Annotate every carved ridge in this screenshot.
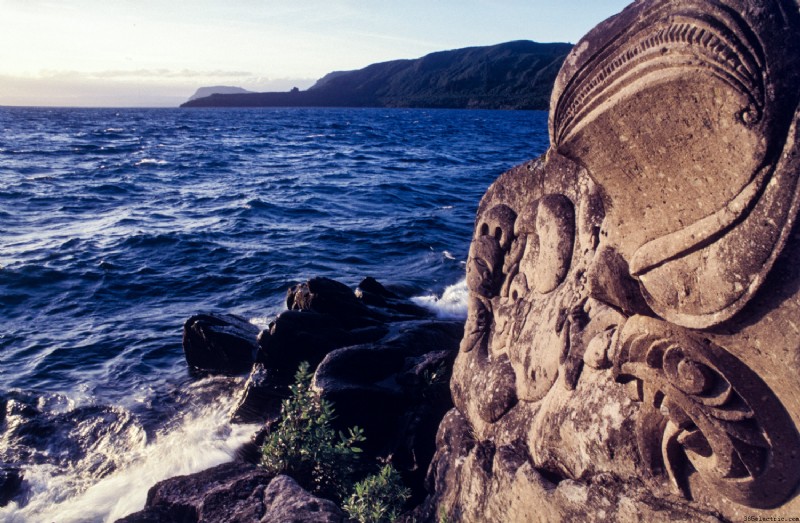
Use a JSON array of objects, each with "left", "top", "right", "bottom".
[{"left": 553, "top": 2, "right": 765, "bottom": 146}]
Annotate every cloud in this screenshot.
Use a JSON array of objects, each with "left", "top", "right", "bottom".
[
  {"left": 25, "top": 69, "right": 256, "bottom": 82},
  {"left": 0, "top": 71, "right": 316, "bottom": 107},
  {"left": 86, "top": 69, "right": 256, "bottom": 80}
]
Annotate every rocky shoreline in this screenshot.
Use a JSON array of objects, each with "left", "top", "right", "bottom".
[{"left": 119, "top": 276, "right": 463, "bottom": 522}]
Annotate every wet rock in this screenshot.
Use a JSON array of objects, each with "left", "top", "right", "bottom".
[
  {"left": 229, "top": 364, "right": 287, "bottom": 424},
  {"left": 257, "top": 310, "right": 388, "bottom": 373},
  {"left": 313, "top": 320, "right": 463, "bottom": 500},
  {"left": 117, "top": 461, "right": 272, "bottom": 523},
  {"left": 164, "top": 277, "right": 462, "bottom": 518},
  {"left": 182, "top": 313, "right": 259, "bottom": 373},
  {"left": 0, "top": 392, "right": 145, "bottom": 479},
  {"left": 356, "top": 277, "right": 431, "bottom": 317},
  {"left": 286, "top": 277, "right": 386, "bottom": 329},
  {"left": 234, "top": 424, "right": 271, "bottom": 465}
]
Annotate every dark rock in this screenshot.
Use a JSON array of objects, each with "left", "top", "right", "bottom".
[
  {"left": 0, "top": 465, "right": 22, "bottom": 507},
  {"left": 116, "top": 463, "right": 344, "bottom": 523},
  {"left": 182, "top": 313, "right": 259, "bottom": 373},
  {"left": 118, "top": 461, "right": 272, "bottom": 523},
  {"left": 0, "top": 393, "right": 143, "bottom": 477},
  {"left": 357, "top": 276, "right": 400, "bottom": 299},
  {"left": 286, "top": 277, "right": 386, "bottom": 329},
  {"left": 163, "top": 277, "right": 462, "bottom": 519},
  {"left": 115, "top": 506, "right": 187, "bottom": 523},
  {"left": 356, "top": 277, "right": 432, "bottom": 318},
  {"left": 229, "top": 364, "right": 287, "bottom": 424},
  {"left": 198, "top": 471, "right": 272, "bottom": 523},
  {"left": 234, "top": 425, "right": 270, "bottom": 465},
  {"left": 260, "top": 475, "right": 345, "bottom": 523},
  {"left": 313, "top": 320, "right": 463, "bottom": 501},
  {"left": 257, "top": 310, "right": 389, "bottom": 372}
]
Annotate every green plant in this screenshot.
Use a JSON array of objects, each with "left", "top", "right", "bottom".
[
  {"left": 261, "top": 361, "right": 365, "bottom": 501},
  {"left": 343, "top": 464, "right": 411, "bottom": 523}
]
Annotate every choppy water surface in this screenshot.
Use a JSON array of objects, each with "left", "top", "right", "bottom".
[{"left": 0, "top": 106, "right": 549, "bottom": 521}]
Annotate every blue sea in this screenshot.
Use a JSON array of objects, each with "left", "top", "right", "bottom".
[{"left": 0, "top": 106, "right": 549, "bottom": 521}]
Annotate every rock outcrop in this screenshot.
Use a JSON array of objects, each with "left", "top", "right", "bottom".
[
  {"left": 425, "top": 0, "right": 800, "bottom": 521},
  {"left": 183, "top": 313, "right": 260, "bottom": 373},
  {"left": 125, "top": 277, "right": 462, "bottom": 521},
  {"left": 116, "top": 462, "right": 345, "bottom": 523},
  {"left": 313, "top": 320, "right": 461, "bottom": 500}
]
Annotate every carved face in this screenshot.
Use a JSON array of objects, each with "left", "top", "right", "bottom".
[{"left": 459, "top": 153, "right": 617, "bottom": 405}]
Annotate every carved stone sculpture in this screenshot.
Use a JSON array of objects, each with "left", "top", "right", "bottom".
[{"left": 428, "top": 1, "right": 800, "bottom": 520}]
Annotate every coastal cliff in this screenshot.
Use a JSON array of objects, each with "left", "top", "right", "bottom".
[{"left": 181, "top": 40, "right": 571, "bottom": 110}]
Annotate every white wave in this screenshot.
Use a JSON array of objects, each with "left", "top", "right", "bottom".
[
  {"left": 249, "top": 316, "right": 272, "bottom": 329},
  {"left": 134, "top": 158, "right": 168, "bottom": 166},
  {"left": 0, "top": 388, "right": 258, "bottom": 523},
  {"left": 412, "top": 278, "right": 468, "bottom": 320}
]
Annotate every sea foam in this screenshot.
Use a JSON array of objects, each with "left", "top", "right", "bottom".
[
  {"left": 412, "top": 278, "right": 468, "bottom": 320},
  {"left": 0, "top": 381, "right": 258, "bottom": 523}
]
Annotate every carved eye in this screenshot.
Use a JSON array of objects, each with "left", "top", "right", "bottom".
[{"left": 478, "top": 204, "right": 517, "bottom": 251}]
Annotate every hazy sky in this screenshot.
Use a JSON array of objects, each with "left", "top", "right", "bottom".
[{"left": 0, "top": 0, "right": 632, "bottom": 107}]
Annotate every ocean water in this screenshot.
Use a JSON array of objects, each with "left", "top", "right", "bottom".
[{"left": 0, "top": 106, "right": 549, "bottom": 521}]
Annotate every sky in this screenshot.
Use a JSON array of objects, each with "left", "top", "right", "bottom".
[{"left": 0, "top": 0, "right": 632, "bottom": 107}]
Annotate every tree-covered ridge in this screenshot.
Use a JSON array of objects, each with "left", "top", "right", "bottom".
[{"left": 181, "top": 40, "right": 572, "bottom": 110}]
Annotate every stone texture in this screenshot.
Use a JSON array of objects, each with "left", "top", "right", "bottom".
[
  {"left": 286, "top": 276, "right": 388, "bottom": 329},
  {"left": 229, "top": 363, "right": 287, "bottom": 424},
  {"left": 116, "top": 463, "right": 344, "bottom": 523},
  {"left": 260, "top": 475, "right": 345, "bottom": 523},
  {"left": 256, "top": 309, "right": 387, "bottom": 373},
  {"left": 117, "top": 461, "right": 270, "bottom": 522},
  {"left": 427, "top": 0, "right": 800, "bottom": 521},
  {"left": 313, "top": 320, "right": 462, "bottom": 500},
  {"left": 182, "top": 313, "right": 260, "bottom": 373}
]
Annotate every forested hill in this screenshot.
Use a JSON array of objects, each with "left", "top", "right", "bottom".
[{"left": 181, "top": 40, "right": 573, "bottom": 110}]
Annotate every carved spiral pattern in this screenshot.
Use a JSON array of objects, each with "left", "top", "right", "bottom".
[{"left": 615, "top": 316, "right": 800, "bottom": 509}]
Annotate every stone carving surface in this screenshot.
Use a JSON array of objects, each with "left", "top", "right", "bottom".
[
  {"left": 615, "top": 315, "right": 800, "bottom": 509},
  {"left": 429, "top": 1, "right": 800, "bottom": 521},
  {"left": 552, "top": 0, "right": 800, "bottom": 329}
]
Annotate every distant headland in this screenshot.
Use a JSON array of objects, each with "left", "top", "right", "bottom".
[
  {"left": 180, "top": 40, "right": 572, "bottom": 110},
  {"left": 188, "top": 86, "right": 253, "bottom": 101}
]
